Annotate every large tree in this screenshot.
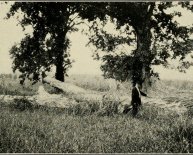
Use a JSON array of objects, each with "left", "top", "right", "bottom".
[
  {"left": 82, "top": 2, "right": 193, "bottom": 85},
  {"left": 7, "top": 2, "right": 86, "bottom": 83},
  {"left": 7, "top": 2, "right": 193, "bottom": 85}
]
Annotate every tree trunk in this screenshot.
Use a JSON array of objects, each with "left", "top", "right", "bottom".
[
  {"left": 55, "top": 55, "right": 65, "bottom": 82},
  {"left": 54, "top": 27, "right": 68, "bottom": 82},
  {"left": 131, "top": 3, "right": 155, "bottom": 87},
  {"left": 133, "top": 24, "right": 152, "bottom": 87}
]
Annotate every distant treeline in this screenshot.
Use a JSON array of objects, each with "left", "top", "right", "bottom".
[{"left": 0, "top": 73, "right": 18, "bottom": 79}]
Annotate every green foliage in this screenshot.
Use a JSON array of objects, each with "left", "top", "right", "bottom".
[{"left": 100, "top": 54, "right": 159, "bottom": 84}]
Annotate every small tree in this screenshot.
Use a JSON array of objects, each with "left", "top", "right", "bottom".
[{"left": 7, "top": 2, "right": 84, "bottom": 84}]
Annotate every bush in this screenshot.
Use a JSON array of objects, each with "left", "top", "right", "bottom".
[{"left": 10, "top": 98, "right": 36, "bottom": 111}]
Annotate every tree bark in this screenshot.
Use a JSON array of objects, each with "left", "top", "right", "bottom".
[
  {"left": 54, "top": 26, "right": 68, "bottom": 82},
  {"left": 132, "top": 16, "right": 153, "bottom": 86},
  {"left": 130, "top": 3, "right": 155, "bottom": 87},
  {"left": 137, "top": 27, "right": 152, "bottom": 80},
  {"left": 55, "top": 55, "right": 65, "bottom": 82},
  {"left": 131, "top": 27, "right": 152, "bottom": 86}
]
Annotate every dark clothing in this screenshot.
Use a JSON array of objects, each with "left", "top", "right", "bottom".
[
  {"left": 131, "top": 87, "right": 147, "bottom": 116},
  {"left": 131, "top": 87, "right": 147, "bottom": 106},
  {"left": 123, "top": 104, "right": 132, "bottom": 114}
]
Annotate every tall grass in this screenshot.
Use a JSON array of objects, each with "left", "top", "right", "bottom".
[
  {"left": 66, "top": 74, "right": 193, "bottom": 98},
  {"left": 66, "top": 74, "right": 128, "bottom": 92},
  {"left": 1, "top": 74, "right": 193, "bottom": 153},
  {"left": 0, "top": 76, "right": 56, "bottom": 96},
  {"left": 66, "top": 74, "right": 134, "bottom": 99},
  {"left": 0, "top": 99, "right": 193, "bottom": 153},
  {"left": 163, "top": 79, "right": 193, "bottom": 91}
]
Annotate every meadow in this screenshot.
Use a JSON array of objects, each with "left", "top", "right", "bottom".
[{"left": 0, "top": 74, "right": 193, "bottom": 153}]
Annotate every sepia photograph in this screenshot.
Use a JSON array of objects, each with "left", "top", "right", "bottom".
[{"left": 0, "top": 1, "right": 193, "bottom": 153}]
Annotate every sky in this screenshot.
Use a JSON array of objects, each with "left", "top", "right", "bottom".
[{"left": 0, "top": 2, "right": 193, "bottom": 81}]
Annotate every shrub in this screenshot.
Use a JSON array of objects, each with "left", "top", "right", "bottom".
[{"left": 10, "top": 98, "right": 36, "bottom": 111}]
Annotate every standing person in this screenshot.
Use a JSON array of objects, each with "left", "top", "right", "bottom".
[{"left": 131, "top": 81, "right": 147, "bottom": 117}]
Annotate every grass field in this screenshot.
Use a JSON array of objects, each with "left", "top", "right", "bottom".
[{"left": 0, "top": 74, "right": 193, "bottom": 153}]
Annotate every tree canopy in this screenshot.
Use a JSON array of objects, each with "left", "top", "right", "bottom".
[
  {"left": 83, "top": 2, "right": 193, "bottom": 85},
  {"left": 7, "top": 2, "right": 85, "bottom": 83},
  {"left": 7, "top": 2, "right": 193, "bottom": 86}
]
